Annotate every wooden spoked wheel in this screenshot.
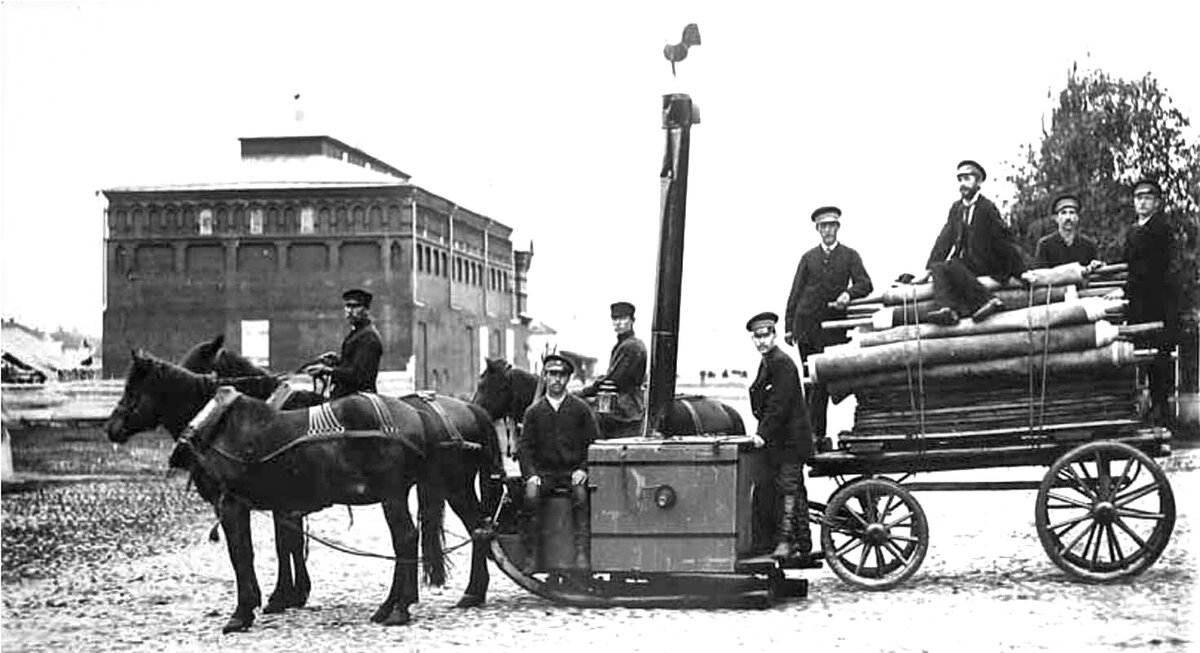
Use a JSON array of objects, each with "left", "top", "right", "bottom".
[
  {"left": 1035, "top": 441, "right": 1176, "bottom": 582},
  {"left": 820, "top": 478, "right": 929, "bottom": 590}
]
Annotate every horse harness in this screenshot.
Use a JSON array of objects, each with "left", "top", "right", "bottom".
[{"left": 174, "top": 388, "right": 478, "bottom": 468}]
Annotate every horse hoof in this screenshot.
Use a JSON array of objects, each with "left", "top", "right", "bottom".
[
  {"left": 369, "top": 604, "right": 392, "bottom": 623},
  {"left": 454, "top": 594, "right": 485, "bottom": 609},
  {"left": 263, "top": 596, "right": 288, "bottom": 614},
  {"left": 221, "top": 614, "right": 254, "bottom": 633},
  {"left": 381, "top": 607, "right": 411, "bottom": 626}
]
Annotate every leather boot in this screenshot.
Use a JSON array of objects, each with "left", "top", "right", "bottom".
[
  {"left": 926, "top": 307, "right": 959, "bottom": 326},
  {"left": 771, "top": 495, "right": 797, "bottom": 559},
  {"left": 792, "top": 487, "right": 813, "bottom": 562},
  {"left": 971, "top": 297, "right": 1005, "bottom": 322},
  {"left": 572, "top": 489, "right": 590, "bottom": 569},
  {"left": 522, "top": 509, "right": 540, "bottom": 574}
]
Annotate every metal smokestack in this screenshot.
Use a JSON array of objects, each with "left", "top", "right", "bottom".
[{"left": 645, "top": 93, "right": 698, "bottom": 436}]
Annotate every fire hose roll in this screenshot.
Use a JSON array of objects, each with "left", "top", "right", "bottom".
[
  {"left": 857, "top": 297, "right": 1117, "bottom": 348},
  {"left": 809, "top": 321, "right": 1120, "bottom": 384},
  {"left": 825, "top": 341, "right": 1137, "bottom": 398}
]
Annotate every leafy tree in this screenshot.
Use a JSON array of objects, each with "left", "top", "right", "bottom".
[{"left": 1005, "top": 63, "right": 1200, "bottom": 431}]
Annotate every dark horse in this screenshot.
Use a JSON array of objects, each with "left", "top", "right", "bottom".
[
  {"left": 472, "top": 357, "right": 746, "bottom": 438},
  {"left": 106, "top": 350, "right": 502, "bottom": 633},
  {"left": 178, "top": 336, "right": 324, "bottom": 614},
  {"left": 178, "top": 335, "right": 491, "bottom": 615}
]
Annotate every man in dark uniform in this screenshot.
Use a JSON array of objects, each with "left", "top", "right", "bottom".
[
  {"left": 748, "top": 311, "right": 813, "bottom": 561},
  {"left": 519, "top": 354, "right": 602, "bottom": 569},
  {"left": 1117, "top": 179, "right": 1180, "bottom": 423},
  {"left": 1034, "top": 194, "right": 1101, "bottom": 268},
  {"left": 578, "top": 301, "right": 647, "bottom": 438},
  {"left": 304, "top": 288, "right": 383, "bottom": 399},
  {"left": 924, "top": 160, "right": 1028, "bottom": 324},
  {"left": 784, "top": 206, "right": 873, "bottom": 446}
]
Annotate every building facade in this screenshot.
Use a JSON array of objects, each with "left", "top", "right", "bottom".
[{"left": 102, "top": 135, "right": 533, "bottom": 396}]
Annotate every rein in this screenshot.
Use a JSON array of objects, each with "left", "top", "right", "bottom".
[
  {"left": 197, "top": 483, "right": 478, "bottom": 564},
  {"left": 212, "top": 372, "right": 290, "bottom": 385}
]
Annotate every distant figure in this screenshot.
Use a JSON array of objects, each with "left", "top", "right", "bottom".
[
  {"left": 784, "top": 205, "right": 873, "bottom": 443},
  {"left": 304, "top": 288, "right": 382, "bottom": 399},
  {"left": 747, "top": 311, "right": 813, "bottom": 562},
  {"left": 1034, "top": 194, "right": 1101, "bottom": 268},
  {"left": 577, "top": 301, "right": 647, "bottom": 438},
  {"left": 518, "top": 354, "right": 602, "bottom": 570},
  {"left": 923, "top": 160, "right": 1030, "bottom": 325}
]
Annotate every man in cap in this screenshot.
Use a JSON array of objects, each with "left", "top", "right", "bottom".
[
  {"left": 303, "top": 288, "right": 383, "bottom": 399},
  {"left": 747, "top": 311, "right": 814, "bottom": 561},
  {"left": 1116, "top": 179, "right": 1180, "bottom": 423},
  {"left": 518, "top": 354, "right": 602, "bottom": 570},
  {"left": 1034, "top": 194, "right": 1101, "bottom": 268},
  {"left": 784, "top": 206, "right": 873, "bottom": 446},
  {"left": 923, "top": 160, "right": 1029, "bottom": 324},
  {"left": 578, "top": 301, "right": 648, "bottom": 438}
]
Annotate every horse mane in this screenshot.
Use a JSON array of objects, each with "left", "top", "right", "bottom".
[
  {"left": 179, "top": 335, "right": 225, "bottom": 373},
  {"left": 131, "top": 351, "right": 217, "bottom": 390},
  {"left": 180, "top": 336, "right": 281, "bottom": 401},
  {"left": 214, "top": 348, "right": 271, "bottom": 378}
]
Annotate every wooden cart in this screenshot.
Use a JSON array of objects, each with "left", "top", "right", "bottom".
[{"left": 806, "top": 398, "right": 1176, "bottom": 590}]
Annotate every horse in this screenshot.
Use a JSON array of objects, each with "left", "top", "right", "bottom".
[
  {"left": 178, "top": 335, "right": 490, "bottom": 613},
  {"left": 178, "top": 336, "right": 323, "bottom": 614},
  {"left": 105, "top": 350, "right": 502, "bottom": 633},
  {"left": 472, "top": 357, "right": 747, "bottom": 438}
]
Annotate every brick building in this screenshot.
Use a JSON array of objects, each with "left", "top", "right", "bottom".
[{"left": 102, "top": 135, "right": 533, "bottom": 396}]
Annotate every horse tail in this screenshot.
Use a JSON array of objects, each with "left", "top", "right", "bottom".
[
  {"left": 467, "top": 403, "right": 506, "bottom": 520},
  {"left": 417, "top": 481, "right": 447, "bottom": 587}
]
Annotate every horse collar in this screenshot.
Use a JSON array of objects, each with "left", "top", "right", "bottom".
[{"left": 184, "top": 386, "right": 242, "bottom": 441}]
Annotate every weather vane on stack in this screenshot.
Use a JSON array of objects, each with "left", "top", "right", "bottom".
[{"left": 663, "top": 23, "right": 701, "bottom": 77}]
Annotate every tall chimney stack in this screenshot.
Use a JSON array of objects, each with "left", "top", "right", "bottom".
[{"left": 645, "top": 93, "right": 698, "bottom": 436}]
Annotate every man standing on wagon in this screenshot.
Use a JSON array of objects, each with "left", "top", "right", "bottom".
[
  {"left": 1115, "top": 179, "right": 1181, "bottom": 424},
  {"left": 519, "top": 354, "right": 603, "bottom": 570},
  {"left": 577, "top": 301, "right": 648, "bottom": 438},
  {"left": 784, "top": 206, "right": 873, "bottom": 448},
  {"left": 303, "top": 288, "right": 383, "bottom": 399},
  {"left": 922, "top": 159, "right": 1028, "bottom": 325},
  {"left": 748, "top": 311, "right": 814, "bottom": 562}
]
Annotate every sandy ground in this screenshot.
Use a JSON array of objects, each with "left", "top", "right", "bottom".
[{"left": 2, "top": 420, "right": 1195, "bottom": 653}]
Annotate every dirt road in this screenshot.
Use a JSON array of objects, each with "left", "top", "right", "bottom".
[{"left": 2, "top": 429, "right": 1196, "bottom": 653}]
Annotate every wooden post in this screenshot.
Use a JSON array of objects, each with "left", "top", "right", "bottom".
[{"left": 1, "top": 423, "right": 15, "bottom": 483}]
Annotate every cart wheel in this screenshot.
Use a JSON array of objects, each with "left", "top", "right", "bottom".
[
  {"left": 1035, "top": 441, "right": 1175, "bottom": 582},
  {"left": 820, "top": 478, "right": 929, "bottom": 590}
]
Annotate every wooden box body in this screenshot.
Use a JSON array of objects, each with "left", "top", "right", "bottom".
[{"left": 587, "top": 436, "right": 768, "bottom": 573}]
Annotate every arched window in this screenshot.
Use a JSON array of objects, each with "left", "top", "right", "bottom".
[{"left": 198, "top": 209, "right": 213, "bottom": 235}]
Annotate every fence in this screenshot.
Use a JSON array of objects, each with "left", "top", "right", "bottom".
[{"left": 1, "top": 370, "right": 417, "bottom": 427}]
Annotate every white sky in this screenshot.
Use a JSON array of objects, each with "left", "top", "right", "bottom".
[{"left": 2, "top": 0, "right": 1198, "bottom": 374}]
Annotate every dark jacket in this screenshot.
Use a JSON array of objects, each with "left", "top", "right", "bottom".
[
  {"left": 1034, "top": 232, "right": 1099, "bottom": 268},
  {"left": 926, "top": 195, "right": 1025, "bottom": 281},
  {"left": 1119, "top": 212, "right": 1179, "bottom": 344},
  {"left": 329, "top": 320, "right": 382, "bottom": 399},
  {"left": 578, "top": 330, "right": 647, "bottom": 423},
  {"left": 785, "top": 243, "right": 873, "bottom": 351},
  {"left": 518, "top": 394, "right": 601, "bottom": 476},
  {"left": 750, "top": 345, "right": 813, "bottom": 464}
]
